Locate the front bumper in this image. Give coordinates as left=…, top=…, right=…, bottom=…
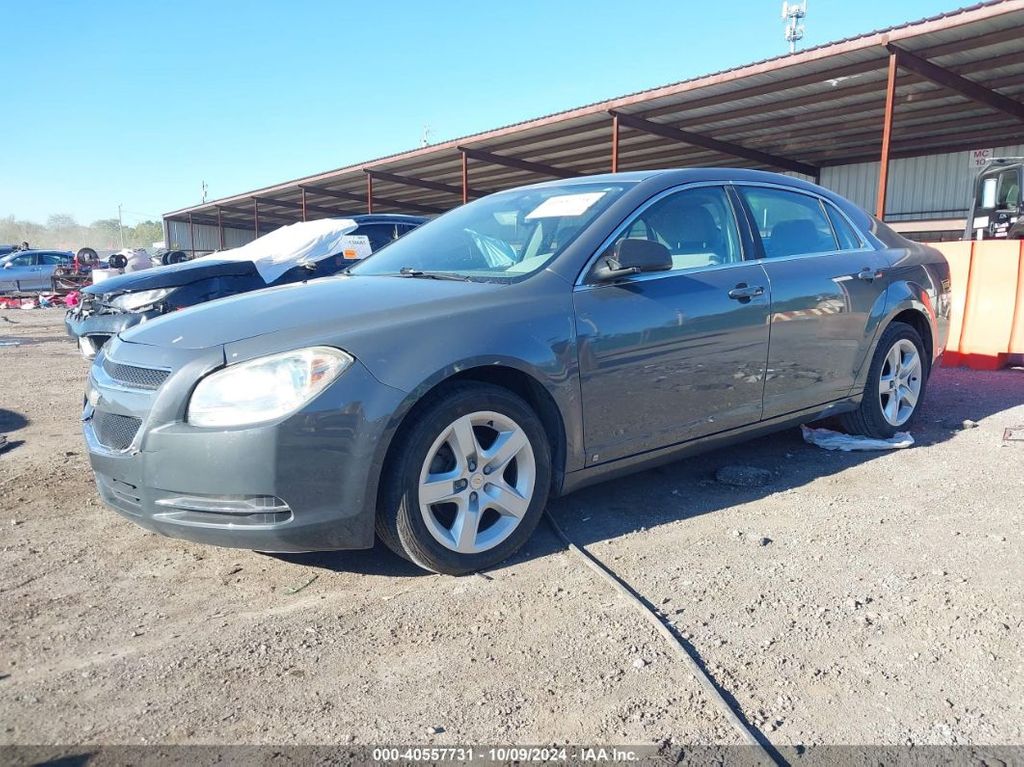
left=65, top=308, right=158, bottom=358
left=83, top=337, right=406, bottom=552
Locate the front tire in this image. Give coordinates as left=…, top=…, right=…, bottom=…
left=842, top=321, right=928, bottom=439
left=377, top=383, right=551, bottom=575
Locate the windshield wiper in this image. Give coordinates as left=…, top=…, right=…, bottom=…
left=397, top=267, right=471, bottom=282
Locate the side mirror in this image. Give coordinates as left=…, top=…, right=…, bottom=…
left=300, top=261, right=318, bottom=272
left=592, top=238, right=671, bottom=282
left=3, top=262, right=12, bottom=269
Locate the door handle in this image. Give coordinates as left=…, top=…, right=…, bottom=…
left=856, top=267, right=883, bottom=281
left=728, top=283, right=765, bottom=301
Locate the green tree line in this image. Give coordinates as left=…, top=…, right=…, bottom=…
left=0, top=214, right=164, bottom=251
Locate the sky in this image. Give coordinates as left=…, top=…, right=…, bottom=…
left=0, top=0, right=967, bottom=226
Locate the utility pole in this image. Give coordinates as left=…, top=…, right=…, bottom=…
left=201, top=180, right=208, bottom=202
left=117, top=203, right=125, bottom=248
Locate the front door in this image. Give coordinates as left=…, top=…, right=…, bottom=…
left=573, top=185, right=771, bottom=465
left=734, top=184, right=890, bottom=418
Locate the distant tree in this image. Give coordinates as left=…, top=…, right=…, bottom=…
left=129, top=220, right=164, bottom=248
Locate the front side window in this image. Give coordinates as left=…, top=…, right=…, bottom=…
left=739, top=186, right=839, bottom=258
left=351, top=182, right=631, bottom=281
left=8, top=254, right=35, bottom=267
left=606, top=186, right=742, bottom=272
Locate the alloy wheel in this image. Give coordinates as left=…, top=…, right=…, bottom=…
left=417, top=411, right=536, bottom=554
left=878, top=338, right=922, bottom=427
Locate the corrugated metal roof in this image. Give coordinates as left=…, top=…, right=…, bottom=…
left=167, top=0, right=1024, bottom=232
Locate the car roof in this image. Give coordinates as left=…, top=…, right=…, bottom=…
left=347, top=214, right=429, bottom=225
left=521, top=167, right=821, bottom=191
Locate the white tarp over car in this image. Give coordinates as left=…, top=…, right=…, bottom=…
left=204, top=218, right=359, bottom=284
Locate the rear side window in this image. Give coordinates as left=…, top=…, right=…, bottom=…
left=824, top=205, right=865, bottom=250
left=739, top=187, right=839, bottom=258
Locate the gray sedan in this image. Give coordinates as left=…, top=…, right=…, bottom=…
left=0, top=250, right=73, bottom=292
left=82, top=169, right=950, bottom=574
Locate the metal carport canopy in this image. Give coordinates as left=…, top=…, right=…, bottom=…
left=165, top=0, right=1024, bottom=235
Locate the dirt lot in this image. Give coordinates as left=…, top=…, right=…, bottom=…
left=1, top=309, right=1022, bottom=749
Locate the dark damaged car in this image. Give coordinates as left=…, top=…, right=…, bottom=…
left=66, top=214, right=424, bottom=357
left=82, top=169, right=950, bottom=575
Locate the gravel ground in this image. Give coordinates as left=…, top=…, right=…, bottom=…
left=1, top=309, right=1021, bottom=749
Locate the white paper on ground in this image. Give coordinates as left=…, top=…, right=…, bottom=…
left=801, top=425, right=914, bottom=452
left=525, top=192, right=606, bottom=220
left=205, top=218, right=359, bottom=284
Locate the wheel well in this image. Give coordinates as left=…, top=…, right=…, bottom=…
left=891, top=308, right=933, bottom=366
left=386, top=366, right=568, bottom=495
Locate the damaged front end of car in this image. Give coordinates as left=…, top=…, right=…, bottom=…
left=66, top=288, right=177, bottom=358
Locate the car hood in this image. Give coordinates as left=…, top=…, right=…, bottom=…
left=118, top=274, right=501, bottom=350
left=84, top=259, right=259, bottom=296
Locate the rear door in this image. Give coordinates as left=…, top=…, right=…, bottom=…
left=734, top=183, right=889, bottom=418
left=573, top=184, right=771, bottom=464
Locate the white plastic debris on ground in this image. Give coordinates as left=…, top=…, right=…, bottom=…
left=800, top=425, right=914, bottom=452
left=206, top=218, right=359, bottom=284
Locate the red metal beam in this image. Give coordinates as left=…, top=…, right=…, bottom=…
left=365, top=168, right=486, bottom=199
left=301, top=184, right=448, bottom=215
left=611, top=113, right=620, bottom=173
left=457, top=146, right=578, bottom=179
left=887, top=43, right=1024, bottom=123
left=461, top=151, right=469, bottom=205
left=876, top=51, right=898, bottom=219
left=610, top=110, right=818, bottom=177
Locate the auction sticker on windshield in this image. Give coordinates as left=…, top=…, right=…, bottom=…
left=340, top=235, right=373, bottom=260
left=525, top=192, right=606, bottom=219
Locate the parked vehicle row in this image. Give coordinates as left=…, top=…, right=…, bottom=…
left=81, top=169, right=950, bottom=574
left=66, top=214, right=424, bottom=357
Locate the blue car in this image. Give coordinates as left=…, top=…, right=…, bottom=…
left=0, top=250, right=73, bottom=292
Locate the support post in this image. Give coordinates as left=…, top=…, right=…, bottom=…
left=611, top=113, right=620, bottom=173
left=217, top=207, right=224, bottom=250
left=253, top=198, right=260, bottom=237
left=301, top=187, right=307, bottom=222
left=366, top=173, right=374, bottom=214
left=188, top=213, right=195, bottom=258
left=461, top=150, right=469, bottom=205
left=876, top=51, right=898, bottom=220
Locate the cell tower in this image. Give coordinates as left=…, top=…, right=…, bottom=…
left=782, top=1, right=807, bottom=53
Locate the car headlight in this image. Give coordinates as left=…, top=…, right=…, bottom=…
left=187, top=346, right=353, bottom=428
left=109, top=288, right=175, bottom=311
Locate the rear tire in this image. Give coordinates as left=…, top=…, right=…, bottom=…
left=841, top=321, right=928, bottom=439
left=376, top=383, right=551, bottom=575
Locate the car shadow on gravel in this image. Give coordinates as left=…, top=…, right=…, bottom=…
left=0, top=408, right=29, bottom=434
left=270, top=544, right=428, bottom=577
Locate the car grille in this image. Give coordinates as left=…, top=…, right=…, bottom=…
left=102, top=358, right=170, bottom=390
left=93, top=412, right=142, bottom=451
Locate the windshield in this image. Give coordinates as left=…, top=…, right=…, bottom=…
left=350, top=182, right=631, bottom=281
